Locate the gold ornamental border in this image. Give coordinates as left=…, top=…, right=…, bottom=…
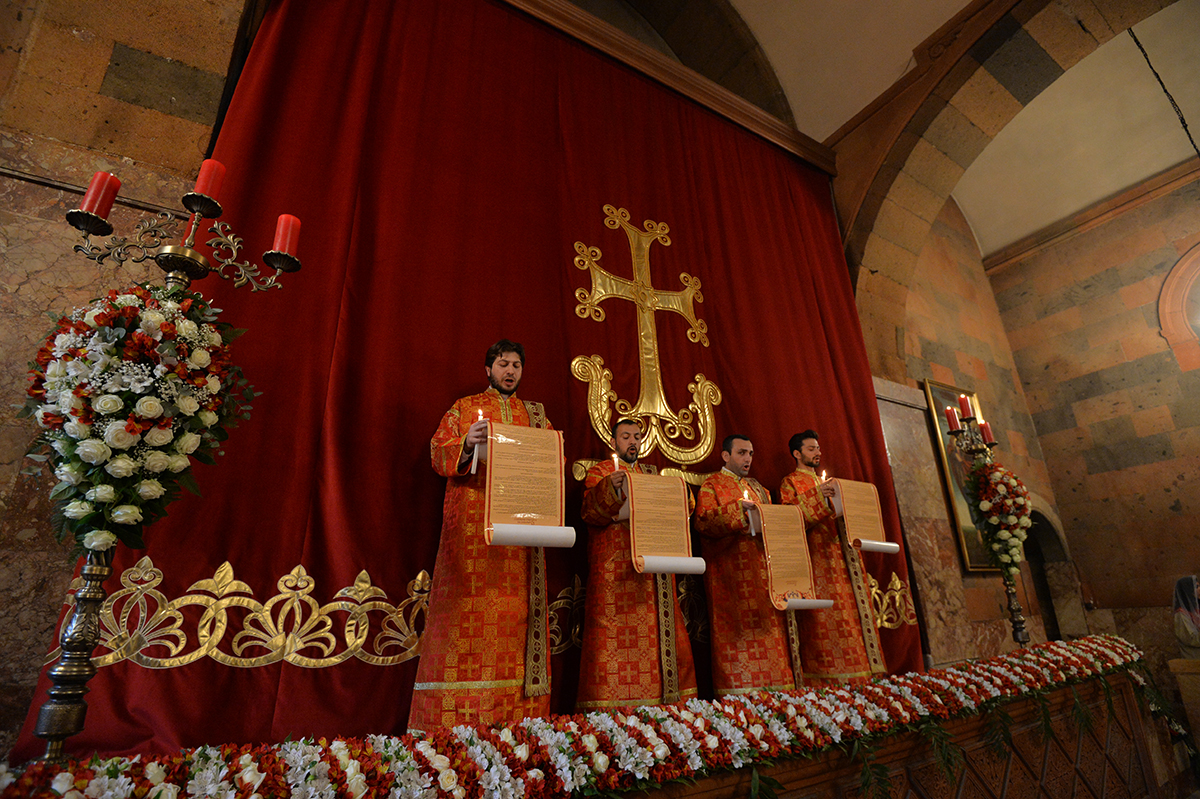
left=45, top=558, right=593, bottom=670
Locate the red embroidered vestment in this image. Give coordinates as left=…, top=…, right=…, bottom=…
left=409, top=387, right=551, bottom=731
left=696, top=469, right=795, bottom=695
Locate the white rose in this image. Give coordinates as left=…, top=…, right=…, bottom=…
left=1006, top=515, right=1018, bottom=525
left=346, top=773, right=368, bottom=799
left=581, top=734, right=598, bottom=752
left=168, top=454, right=190, bottom=473
left=237, top=763, right=266, bottom=791
left=104, top=422, right=140, bottom=450
left=134, top=480, right=164, bottom=501
left=705, top=735, right=719, bottom=749
left=176, top=396, right=200, bottom=416
left=526, top=769, right=544, bottom=782
left=206, top=375, right=220, bottom=393
left=204, top=325, right=222, bottom=346
left=63, top=500, right=94, bottom=520
left=46, top=359, right=68, bottom=379
left=144, top=763, right=166, bottom=785
left=176, top=318, right=198, bottom=337
left=1014, top=497, right=1025, bottom=505
left=92, top=394, right=123, bottom=414
left=85, top=484, right=117, bottom=503
left=143, top=451, right=171, bottom=473
left=429, top=755, right=451, bottom=772
left=104, top=455, right=138, bottom=478
left=1019, top=517, right=1032, bottom=528
left=63, top=792, right=84, bottom=799
left=175, top=432, right=201, bottom=454
left=998, top=554, right=1011, bottom=563
left=134, top=396, right=164, bottom=419
left=52, top=772, right=74, bottom=793
left=1012, top=553, right=1023, bottom=563
left=83, top=309, right=102, bottom=327
left=63, top=420, right=91, bottom=440
left=144, top=427, right=174, bottom=447
left=988, top=515, right=1000, bottom=525
left=437, top=770, right=457, bottom=792
left=55, top=462, right=84, bottom=485
left=997, top=530, right=1011, bottom=540
left=198, top=410, right=219, bottom=427
left=187, top=349, right=212, bottom=370
left=991, top=543, right=1003, bottom=551
left=51, top=438, right=70, bottom=456
left=499, top=728, right=514, bottom=744
left=653, top=743, right=670, bottom=759
left=54, top=333, right=74, bottom=352
left=58, top=392, right=82, bottom=415
left=75, top=439, right=112, bottom=465
left=514, top=743, right=529, bottom=761
left=593, top=752, right=609, bottom=772
left=114, top=293, right=140, bottom=307
left=139, top=311, right=166, bottom=336
left=111, top=505, right=143, bottom=525
left=996, top=484, right=1008, bottom=495
left=977, top=500, right=992, bottom=512
left=82, top=530, right=118, bottom=551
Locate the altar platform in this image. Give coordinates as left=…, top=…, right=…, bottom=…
left=1, top=636, right=1193, bottom=799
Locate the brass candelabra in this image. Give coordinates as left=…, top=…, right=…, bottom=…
left=33, top=163, right=301, bottom=761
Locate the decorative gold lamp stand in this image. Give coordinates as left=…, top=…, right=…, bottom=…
left=948, top=409, right=1031, bottom=647
left=34, top=165, right=301, bottom=761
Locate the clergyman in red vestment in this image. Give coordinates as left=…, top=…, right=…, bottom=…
left=577, top=419, right=698, bottom=709
left=409, top=340, right=553, bottom=732
left=778, top=430, right=886, bottom=684
left=696, top=434, right=799, bottom=695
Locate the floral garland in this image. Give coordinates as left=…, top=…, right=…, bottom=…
left=966, top=460, right=1032, bottom=576
left=0, top=635, right=1148, bottom=799
left=21, top=284, right=255, bottom=552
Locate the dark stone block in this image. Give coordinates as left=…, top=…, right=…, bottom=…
left=1118, top=247, right=1176, bottom=287
left=978, top=28, right=1064, bottom=106
left=1032, top=405, right=1076, bottom=437
left=100, top=43, right=224, bottom=126
left=1089, top=416, right=1138, bottom=445
left=967, top=13, right=1021, bottom=64
left=1060, top=371, right=1105, bottom=404
left=1094, top=351, right=1178, bottom=395
left=995, top=282, right=1036, bottom=313
left=1082, top=433, right=1173, bottom=474
left=919, top=339, right=957, bottom=372
left=1167, top=398, right=1200, bottom=430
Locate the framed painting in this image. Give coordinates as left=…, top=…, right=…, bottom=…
left=923, top=379, right=999, bottom=572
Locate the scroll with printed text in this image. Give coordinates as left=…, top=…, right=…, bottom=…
left=828, top=478, right=899, bottom=554
left=484, top=422, right=575, bottom=547
left=748, top=503, right=833, bottom=610
left=626, top=472, right=705, bottom=574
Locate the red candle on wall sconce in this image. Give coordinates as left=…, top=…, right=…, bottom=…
left=272, top=214, right=301, bottom=255
left=958, top=393, right=974, bottom=419
left=944, top=406, right=961, bottom=431
left=80, top=172, right=121, bottom=218
left=194, top=159, right=226, bottom=201
left=979, top=420, right=996, bottom=445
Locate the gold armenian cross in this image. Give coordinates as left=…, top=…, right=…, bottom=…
left=571, top=205, right=721, bottom=466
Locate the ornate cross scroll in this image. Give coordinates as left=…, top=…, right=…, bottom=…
left=571, top=205, right=722, bottom=466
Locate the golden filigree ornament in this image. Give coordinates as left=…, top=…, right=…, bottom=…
left=46, top=557, right=430, bottom=670
left=548, top=575, right=587, bottom=655
left=868, top=572, right=919, bottom=630
left=572, top=205, right=722, bottom=467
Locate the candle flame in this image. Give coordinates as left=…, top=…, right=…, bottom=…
left=821, top=470, right=827, bottom=482
left=743, top=489, right=750, bottom=501
left=477, top=409, right=483, bottom=421
left=612, top=453, right=619, bottom=467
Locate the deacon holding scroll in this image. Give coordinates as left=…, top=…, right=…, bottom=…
left=696, top=434, right=796, bottom=694
left=577, top=419, right=698, bottom=709
left=409, top=340, right=553, bottom=732
left=779, top=430, right=885, bottom=684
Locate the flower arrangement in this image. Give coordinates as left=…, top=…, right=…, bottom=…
left=21, top=283, right=255, bottom=552
left=966, top=460, right=1032, bottom=577
left=0, top=635, right=1147, bottom=799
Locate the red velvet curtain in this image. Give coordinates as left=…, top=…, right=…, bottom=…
left=14, top=0, right=920, bottom=761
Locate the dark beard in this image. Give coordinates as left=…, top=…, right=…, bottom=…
left=619, top=450, right=638, bottom=464
left=488, top=374, right=520, bottom=397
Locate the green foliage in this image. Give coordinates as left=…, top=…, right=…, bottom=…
left=918, top=717, right=963, bottom=785
left=1069, top=685, right=1093, bottom=733
left=983, top=705, right=1014, bottom=759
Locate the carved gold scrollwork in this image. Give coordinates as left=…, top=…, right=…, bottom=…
left=46, top=557, right=431, bottom=669
left=868, top=572, right=919, bottom=630
left=571, top=205, right=722, bottom=466
left=548, top=575, right=586, bottom=655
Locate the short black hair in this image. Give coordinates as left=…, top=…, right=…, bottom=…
left=788, top=430, right=818, bottom=455
left=485, top=339, right=525, bottom=368
left=722, top=434, right=751, bottom=453
left=610, top=418, right=640, bottom=439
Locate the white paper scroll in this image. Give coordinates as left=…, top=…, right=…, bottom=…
left=637, top=555, right=707, bottom=574
left=827, top=478, right=896, bottom=556
left=751, top=503, right=832, bottom=611
left=782, top=597, right=834, bottom=610
left=627, top=472, right=702, bottom=575
left=483, top=422, right=573, bottom=548
left=488, top=523, right=576, bottom=547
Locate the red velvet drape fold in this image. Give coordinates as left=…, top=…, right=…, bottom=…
left=13, top=0, right=920, bottom=761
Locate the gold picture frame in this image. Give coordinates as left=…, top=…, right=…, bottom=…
left=922, top=380, right=999, bottom=573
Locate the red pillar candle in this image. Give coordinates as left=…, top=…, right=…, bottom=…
left=958, top=393, right=974, bottom=419
left=194, top=159, right=226, bottom=201
left=272, top=214, right=301, bottom=255
left=944, top=406, right=961, bottom=431
left=979, top=421, right=996, bottom=444
left=80, top=172, right=121, bottom=218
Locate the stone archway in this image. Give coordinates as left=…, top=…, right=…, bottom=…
left=842, top=0, right=1180, bottom=383
left=1158, top=241, right=1200, bottom=371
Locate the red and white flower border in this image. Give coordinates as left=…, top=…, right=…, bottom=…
left=0, top=635, right=1149, bottom=799
left=967, top=460, right=1032, bottom=576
